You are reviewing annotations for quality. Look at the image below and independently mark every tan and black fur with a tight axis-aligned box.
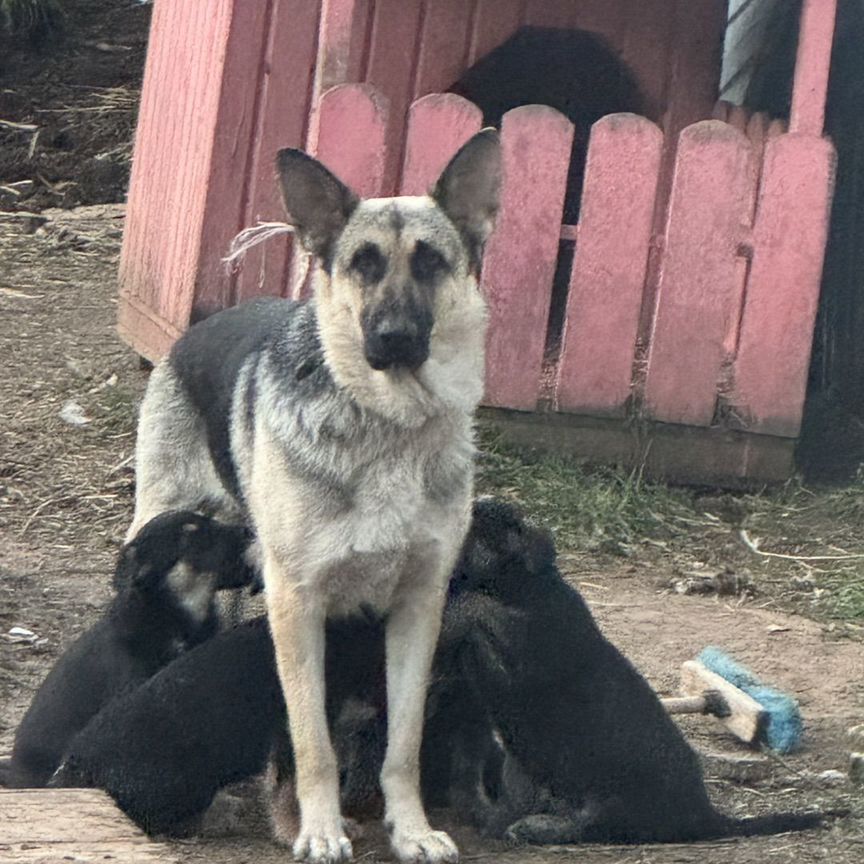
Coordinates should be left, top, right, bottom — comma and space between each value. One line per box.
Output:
127, 131, 501, 863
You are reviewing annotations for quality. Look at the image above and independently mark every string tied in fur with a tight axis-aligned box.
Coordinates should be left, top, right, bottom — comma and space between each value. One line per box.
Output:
222, 221, 311, 295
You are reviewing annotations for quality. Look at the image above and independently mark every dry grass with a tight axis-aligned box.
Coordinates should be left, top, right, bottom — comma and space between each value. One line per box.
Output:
477, 423, 864, 629
0, 207, 139, 567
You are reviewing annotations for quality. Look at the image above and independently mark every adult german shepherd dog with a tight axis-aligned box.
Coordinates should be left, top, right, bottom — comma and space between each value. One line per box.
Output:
127, 131, 501, 863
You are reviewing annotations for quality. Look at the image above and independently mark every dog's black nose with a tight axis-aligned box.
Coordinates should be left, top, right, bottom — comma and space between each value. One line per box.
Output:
364, 319, 429, 370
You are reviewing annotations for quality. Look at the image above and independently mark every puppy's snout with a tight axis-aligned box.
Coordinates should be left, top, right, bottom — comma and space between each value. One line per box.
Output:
364, 316, 430, 371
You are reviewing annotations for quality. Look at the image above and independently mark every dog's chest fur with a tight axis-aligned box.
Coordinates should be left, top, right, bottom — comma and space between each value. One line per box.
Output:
172, 298, 476, 615
295, 418, 473, 614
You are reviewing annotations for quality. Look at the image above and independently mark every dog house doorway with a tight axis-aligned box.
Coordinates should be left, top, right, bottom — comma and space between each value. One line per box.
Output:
450, 26, 646, 380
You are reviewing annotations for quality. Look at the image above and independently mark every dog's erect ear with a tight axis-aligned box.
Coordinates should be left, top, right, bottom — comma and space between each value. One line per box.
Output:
431, 129, 501, 269
276, 149, 359, 262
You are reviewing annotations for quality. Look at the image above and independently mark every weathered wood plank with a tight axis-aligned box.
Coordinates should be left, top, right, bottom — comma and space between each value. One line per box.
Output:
570, 0, 629, 35
413, 0, 474, 97
481, 406, 796, 487
731, 134, 836, 437
235, 0, 323, 304
0, 789, 176, 863
311, 0, 371, 103
293, 84, 389, 299
727, 103, 750, 133
556, 114, 663, 417
524, 0, 578, 29
117, 294, 182, 365
620, 0, 675, 120
790, 0, 838, 136
312, 84, 389, 197
466, 0, 524, 66
119, 0, 271, 332
665, 0, 727, 136
644, 121, 754, 426
364, 0, 424, 194
635, 1, 727, 353
400, 94, 482, 196
481, 105, 574, 411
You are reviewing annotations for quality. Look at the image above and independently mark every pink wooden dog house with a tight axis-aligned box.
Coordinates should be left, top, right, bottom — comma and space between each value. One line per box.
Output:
118, 0, 837, 485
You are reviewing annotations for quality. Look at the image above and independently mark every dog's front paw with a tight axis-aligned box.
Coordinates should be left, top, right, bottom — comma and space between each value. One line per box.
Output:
292, 827, 353, 863
390, 827, 459, 863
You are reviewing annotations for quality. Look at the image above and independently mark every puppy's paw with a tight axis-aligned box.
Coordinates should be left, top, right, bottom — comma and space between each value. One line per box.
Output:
342, 816, 365, 841
200, 791, 247, 836
292, 828, 353, 863
390, 827, 459, 863
504, 814, 582, 846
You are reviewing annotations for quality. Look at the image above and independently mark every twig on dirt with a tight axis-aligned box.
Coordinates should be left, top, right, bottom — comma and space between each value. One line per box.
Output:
34, 106, 131, 114
19, 495, 70, 535
0, 286, 40, 299
36, 173, 77, 195
460, 855, 508, 861
108, 453, 134, 473
28, 128, 40, 159
736, 786, 769, 797
738, 529, 864, 562
0, 118, 37, 132
762, 747, 811, 779
83, 40, 132, 54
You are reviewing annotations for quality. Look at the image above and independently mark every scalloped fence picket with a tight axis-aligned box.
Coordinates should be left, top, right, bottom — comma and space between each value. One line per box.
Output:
124, 80, 836, 483
295, 85, 836, 479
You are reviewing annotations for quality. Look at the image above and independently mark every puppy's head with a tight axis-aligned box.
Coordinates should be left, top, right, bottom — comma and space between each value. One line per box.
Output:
276, 130, 500, 375
115, 512, 256, 622
450, 497, 557, 600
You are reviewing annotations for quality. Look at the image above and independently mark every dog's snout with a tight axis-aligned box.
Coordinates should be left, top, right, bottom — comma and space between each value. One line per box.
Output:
364, 315, 430, 371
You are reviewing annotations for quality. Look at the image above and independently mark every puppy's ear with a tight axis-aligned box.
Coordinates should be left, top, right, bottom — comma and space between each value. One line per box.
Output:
523, 525, 557, 573
114, 544, 168, 591
212, 524, 260, 590
431, 129, 501, 270
276, 149, 359, 262
511, 523, 556, 574
112, 544, 138, 588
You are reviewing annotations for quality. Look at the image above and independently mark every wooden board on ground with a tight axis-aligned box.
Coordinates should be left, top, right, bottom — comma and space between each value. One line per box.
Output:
0, 788, 177, 864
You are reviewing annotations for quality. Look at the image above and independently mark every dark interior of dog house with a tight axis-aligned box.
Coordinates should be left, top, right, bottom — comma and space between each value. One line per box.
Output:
449, 26, 645, 366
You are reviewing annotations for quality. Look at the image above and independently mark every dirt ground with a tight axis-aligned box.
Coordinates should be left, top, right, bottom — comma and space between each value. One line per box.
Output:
0, 0, 148, 212
1, 209, 863, 864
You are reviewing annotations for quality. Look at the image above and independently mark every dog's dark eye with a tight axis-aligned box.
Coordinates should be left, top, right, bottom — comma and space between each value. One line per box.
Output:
411, 241, 448, 283
350, 244, 387, 284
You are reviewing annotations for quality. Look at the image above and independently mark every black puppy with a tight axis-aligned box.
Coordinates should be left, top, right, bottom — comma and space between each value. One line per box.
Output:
43, 501, 823, 844
0, 511, 253, 788
433, 498, 822, 843
49, 614, 385, 836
